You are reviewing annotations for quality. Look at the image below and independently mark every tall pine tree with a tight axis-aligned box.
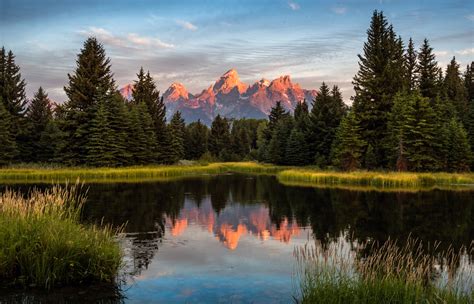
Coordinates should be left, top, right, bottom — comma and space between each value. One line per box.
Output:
168, 111, 186, 163
26, 87, 53, 162
0, 99, 17, 165
417, 39, 440, 100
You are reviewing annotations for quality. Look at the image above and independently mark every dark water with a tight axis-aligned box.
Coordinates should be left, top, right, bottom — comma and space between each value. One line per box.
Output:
1, 174, 473, 303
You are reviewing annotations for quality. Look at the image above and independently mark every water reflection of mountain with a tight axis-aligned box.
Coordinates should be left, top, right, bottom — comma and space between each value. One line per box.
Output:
166, 197, 301, 250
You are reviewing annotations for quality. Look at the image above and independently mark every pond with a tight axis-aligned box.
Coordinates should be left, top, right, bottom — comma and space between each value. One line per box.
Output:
0, 174, 473, 303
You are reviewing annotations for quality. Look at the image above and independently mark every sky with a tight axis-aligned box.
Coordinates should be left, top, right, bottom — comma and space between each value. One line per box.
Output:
1, 0, 473, 102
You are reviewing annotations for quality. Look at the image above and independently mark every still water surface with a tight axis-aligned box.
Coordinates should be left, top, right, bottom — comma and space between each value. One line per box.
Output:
0, 174, 473, 303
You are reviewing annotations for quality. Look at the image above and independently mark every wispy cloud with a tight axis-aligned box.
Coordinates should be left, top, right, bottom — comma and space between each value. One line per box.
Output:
288, 1, 300, 11
467, 14, 474, 21
434, 50, 449, 57
456, 48, 474, 55
176, 20, 198, 31
78, 27, 174, 49
331, 6, 347, 15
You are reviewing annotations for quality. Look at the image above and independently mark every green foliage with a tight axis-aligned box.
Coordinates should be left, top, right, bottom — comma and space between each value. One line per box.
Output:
0, 47, 27, 119
309, 83, 347, 166
417, 39, 440, 99
267, 117, 294, 165
209, 115, 231, 160
0, 100, 17, 165
331, 111, 366, 171
63, 37, 116, 165
444, 57, 468, 123
404, 38, 418, 91
445, 119, 472, 172
168, 111, 186, 163
0, 185, 121, 289
26, 87, 53, 162
285, 128, 309, 166
185, 120, 209, 159
128, 102, 157, 165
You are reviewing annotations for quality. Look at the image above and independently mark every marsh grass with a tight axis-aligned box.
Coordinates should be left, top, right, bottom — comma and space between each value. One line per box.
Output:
0, 162, 473, 190
0, 183, 122, 289
295, 238, 473, 303
278, 169, 474, 189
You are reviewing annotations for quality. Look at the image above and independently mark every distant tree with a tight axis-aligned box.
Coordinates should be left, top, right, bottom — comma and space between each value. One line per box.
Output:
256, 121, 269, 162
209, 115, 231, 160
309, 83, 347, 166
85, 98, 115, 167
185, 120, 208, 159
417, 39, 440, 99
230, 122, 251, 160
106, 92, 133, 165
331, 111, 366, 171
265, 101, 289, 140
63, 37, 116, 164
168, 111, 186, 163
0, 100, 17, 165
0, 47, 27, 120
38, 120, 65, 163
26, 87, 53, 162
128, 102, 157, 165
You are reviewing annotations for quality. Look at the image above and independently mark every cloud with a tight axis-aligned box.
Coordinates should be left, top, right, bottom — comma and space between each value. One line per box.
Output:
331, 6, 347, 15
434, 50, 448, 57
176, 20, 198, 31
288, 1, 300, 11
467, 14, 474, 22
78, 27, 174, 49
456, 48, 474, 55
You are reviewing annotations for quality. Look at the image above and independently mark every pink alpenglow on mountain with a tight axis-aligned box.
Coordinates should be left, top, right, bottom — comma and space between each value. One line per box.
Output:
119, 83, 134, 101
120, 69, 317, 124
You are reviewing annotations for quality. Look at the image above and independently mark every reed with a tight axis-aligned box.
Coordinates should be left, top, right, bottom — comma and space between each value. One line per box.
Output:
0, 184, 122, 289
295, 238, 474, 303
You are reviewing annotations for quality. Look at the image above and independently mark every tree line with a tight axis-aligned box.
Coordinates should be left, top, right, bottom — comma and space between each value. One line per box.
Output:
0, 10, 473, 171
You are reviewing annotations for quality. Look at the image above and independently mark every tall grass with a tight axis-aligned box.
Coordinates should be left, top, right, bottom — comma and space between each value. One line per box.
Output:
295, 238, 474, 303
279, 169, 474, 189
0, 184, 122, 289
0, 162, 473, 190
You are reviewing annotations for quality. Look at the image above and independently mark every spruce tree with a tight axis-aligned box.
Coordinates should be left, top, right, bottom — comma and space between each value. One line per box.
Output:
0, 99, 17, 165
0, 48, 27, 119
444, 57, 468, 123
445, 119, 472, 172
63, 37, 116, 164
128, 102, 156, 165
168, 111, 185, 163
309, 83, 347, 166
85, 98, 115, 167
417, 39, 440, 99
209, 115, 231, 160
267, 117, 293, 165
27, 87, 53, 162
131, 67, 167, 162
464, 62, 474, 152
38, 120, 65, 163
265, 101, 289, 140
352, 10, 405, 167
106, 92, 133, 165
405, 38, 418, 91
184, 120, 208, 159
285, 127, 308, 166
330, 111, 366, 171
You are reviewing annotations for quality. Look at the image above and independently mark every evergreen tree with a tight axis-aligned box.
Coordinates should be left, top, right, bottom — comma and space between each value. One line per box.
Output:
63, 37, 116, 164
265, 101, 289, 140
309, 83, 347, 166
285, 127, 308, 166
464, 62, 474, 151
85, 98, 115, 167
106, 92, 133, 165
38, 120, 65, 163
405, 38, 418, 91
26, 87, 53, 162
256, 121, 269, 162
128, 102, 156, 164
208, 115, 231, 160
445, 119, 472, 172
352, 10, 405, 167
184, 120, 208, 159
131, 67, 167, 161
0, 100, 17, 165
267, 117, 293, 165
417, 39, 440, 99
330, 111, 366, 171
0, 48, 27, 119
444, 57, 468, 123
168, 111, 186, 163
230, 121, 251, 160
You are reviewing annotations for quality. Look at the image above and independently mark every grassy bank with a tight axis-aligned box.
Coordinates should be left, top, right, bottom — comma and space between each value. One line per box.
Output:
0, 184, 121, 289
0, 162, 283, 184
277, 169, 474, 190
295, 238, 473, 304
0, 162, 473, 190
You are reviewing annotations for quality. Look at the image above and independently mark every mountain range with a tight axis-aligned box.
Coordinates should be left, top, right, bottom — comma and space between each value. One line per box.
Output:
120, 69, 317, 124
